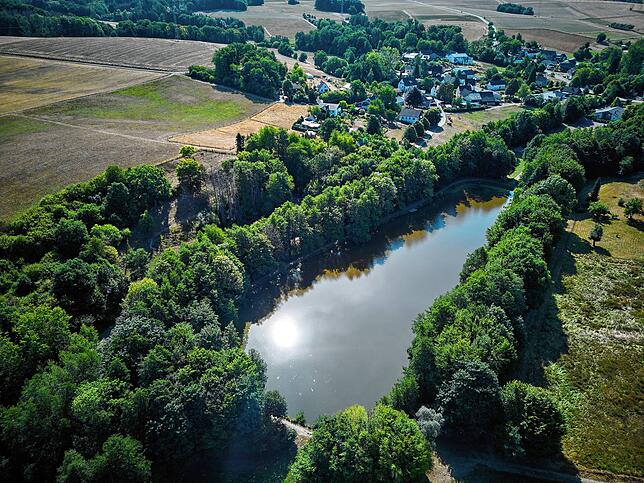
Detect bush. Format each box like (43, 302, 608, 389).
(501, 381, 565, 457)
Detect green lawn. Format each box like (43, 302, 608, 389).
(543, 179, 644, 477)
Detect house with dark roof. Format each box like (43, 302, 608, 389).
(398, 77, 418, 93)
(479, 90, 501, 105)
(486, 79, 507, 91)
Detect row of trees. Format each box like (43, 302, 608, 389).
(0, 3, 264, 42)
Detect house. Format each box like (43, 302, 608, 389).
(398, 77, 418, 92)
(566, 67, 577, 79)
(479, 91, 501, 105)
(426, 64, 444, 77)
(398, 107, 423, 124)
(356, 97, 374, 109)
(538, 90, 567, 102)
(558, 59, 576, 72)
(535, 74, 549, 88)
(487, 79, 507, 91)
(403, 52, 420, 63)
(593, 106, 624, 122)
(453, 68, 476, 80)
(539, 49, 558, 62)
(561, 86, 582, 96)
(317, 81, 330, 94)
(447, 53, 473, 65)
(396, 95, 405, 105)
(318, 101, 341, 117)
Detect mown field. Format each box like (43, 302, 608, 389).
(541, 179, 644, 477)
(426, 105, 524, 146)
(0, 55, 163, 114)
(0, 75, 267, 220)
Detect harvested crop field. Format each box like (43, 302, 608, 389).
(0, 55, 164, 114)
(0, 36, 330, 81)
(0, 75, 268, 219)
(362, 0, 643, 51)
(0, 36, 219, 72)
(201, 0, 343, 38)
(172, 103, 309, 152)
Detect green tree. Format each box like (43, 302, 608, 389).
(176, 158, 206, 192)
(501, 381, 565, 456)
(624, 198, 642, 221)
(436, 361, 502, 439)
(55, 219, 89, 258)
(589, 223, 603, 247)
(589, 201, 610, 222)
(286, 404, 431, 482)
(366, 115, 381, 135)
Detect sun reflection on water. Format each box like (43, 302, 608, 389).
(271, 316, 299, 349)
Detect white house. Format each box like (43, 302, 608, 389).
(487, 79, 506, 91)
(398, 107, 423, 124)
(594, 106, 625, 122)
(447, 53, 473, 65)
(317, 81, 330, 94)
(398, 77, 418, 92)
(318, 101, 341, 117)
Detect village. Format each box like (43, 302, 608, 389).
(290, 44, 628, 146)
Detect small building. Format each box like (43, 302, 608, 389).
(402, 52, 420, 63)
(538, 90, 567, 102)
(535, 74, 549, 88)
(487, 79, 507, 91)
(558, 59, 576, 72)
(426, 64, 444, 77)
(561, 86, 582, 96)
(398, 107, 423, 124)
(398, 77, 418, 92)
(593, 106, 624, 122)
(317, 81, 330, 94)
(447, 53, 473, 65)
(453, 67, 476, 80)
(318, 101, 341, 117)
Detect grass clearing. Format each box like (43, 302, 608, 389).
(427, 105, 524, 146)
(550, 254, 643, 477)
(537, 179, 644, 478)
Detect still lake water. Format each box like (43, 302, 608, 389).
(243, 186, 510, 421)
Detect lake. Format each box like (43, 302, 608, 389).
(243, 185, 510, 421)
